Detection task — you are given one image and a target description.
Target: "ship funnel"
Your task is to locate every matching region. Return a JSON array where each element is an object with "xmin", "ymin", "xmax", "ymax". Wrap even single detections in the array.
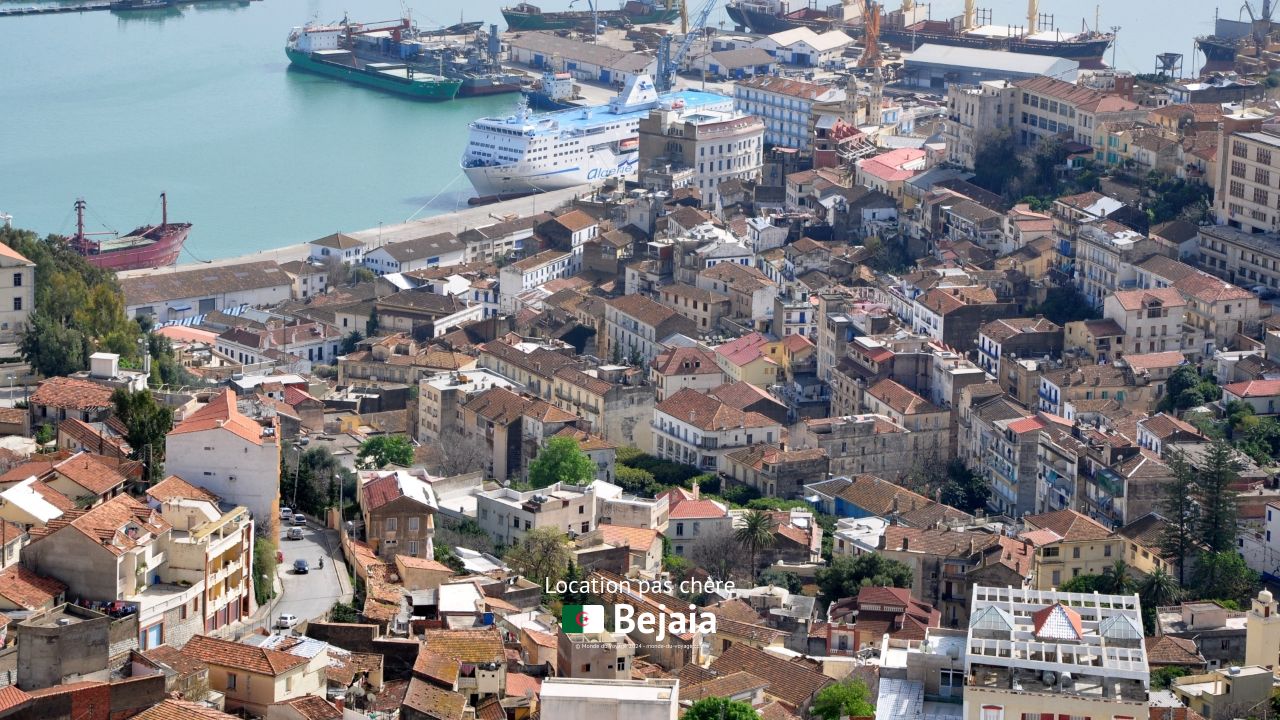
[
  {"xmin": 1027, "ymin": 0, "xmax": 1038, "ymax": 34},
  {"xmin": 963, "ymin": 0, "xmax": 976, "ymax": 30}
]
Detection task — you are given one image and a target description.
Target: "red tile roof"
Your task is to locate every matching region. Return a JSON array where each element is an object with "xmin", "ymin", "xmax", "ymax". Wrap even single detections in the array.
[
  {"xmin": 170, "ymin": 390, "xmax": 272, "ymax": 445},
  {"xmin": 0, "ymin": 564, "xmax": 66, "ymax": 609},
  {"xmin": 182, "ymin": 635, "xmax": 308, "ymax": 676},
  {"xmin": 866, "ymin": 378, "xmax": 942, "ymax": 416},
  {"xmin": 654, "ymin": 388, "xmax": 777, "ymax": 432},
  {"xmin": 1023, "ymin": 509, "xmax": 1113, "ymax": 542},
  {"xmin": 1224, "ymin": 378, "xmax": 1280, "ymax": 399},
  {"xmin": 30, "ymin": 377, "xmax": 114, "ymax": 411},
  {"xmin": 146, "ymin": 475, "xmax": 221, "ymax": 504}
]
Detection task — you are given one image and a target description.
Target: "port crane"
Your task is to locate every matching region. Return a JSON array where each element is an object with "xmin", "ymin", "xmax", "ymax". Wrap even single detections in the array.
[{"xmin": 656, "ymin": 0, "xmax": 717, "ymax": 92}]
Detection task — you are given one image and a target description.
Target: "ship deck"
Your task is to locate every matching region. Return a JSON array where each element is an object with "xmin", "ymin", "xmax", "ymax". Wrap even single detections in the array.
[
  {"xmin": 475, "ymin": 89, "xmax": 731, "ymax": 136},
  {"xmin": 98, "ymin": 234, "xmax": 160, "ymax": 251}
]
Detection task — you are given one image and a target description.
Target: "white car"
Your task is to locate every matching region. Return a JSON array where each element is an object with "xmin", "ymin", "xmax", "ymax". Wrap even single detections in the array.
[
  {"xmin": 281, "ymin": 508, "xmax": 293, "ymax": 520},
  {"xmin": 287, "ymin": 527, "xmax": 304, "ymax": 540},
  {"xmin": 275, "ymin": 613, "xmax": 298, "ymax": 629},
  {"xmin": 292, "ymin": 514, "xmax": 307, "ymax": 526}
]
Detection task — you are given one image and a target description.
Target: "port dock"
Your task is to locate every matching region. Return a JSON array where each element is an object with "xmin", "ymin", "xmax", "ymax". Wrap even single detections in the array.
[{"xmin": 0, "ymin": 3, "xmax": 109, "ymax": 16}]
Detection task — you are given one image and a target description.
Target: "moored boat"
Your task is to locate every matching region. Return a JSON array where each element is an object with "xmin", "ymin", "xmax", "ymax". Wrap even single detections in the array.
[
  {"xmin": 286, "ymin": 24, "xmax": 462, "ymax": 101},
  {"xmin": 502, "ymin": 0, "xmax": 679, "ymax": 31},
  {"xmin": 69, "ymin": 194, "xmax": 190, "ymax": 271}
]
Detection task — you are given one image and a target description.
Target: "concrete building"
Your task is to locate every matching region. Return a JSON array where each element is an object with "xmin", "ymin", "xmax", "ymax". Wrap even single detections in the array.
[
  {"xmin": 604, "ymin": 294, "xmax": 697, "ymax": 366},
  {"xmin": 856, "ymin": 148, "xmax": 928, "ymax": 202},
  {"xmin": 417, "ymin": 369, "xmax": 517, "ymax": 444},
  {"xmin": 507, "ymin": 32, "xmax": 657, "ymax": 87},
  {"xmin": 499, "ymin": 250, "xmax": 572, "ymax": 314},
  {"xmin": 183, "ymin": 634, "xmax": 324, "ymax": 717},
  {"xmin": 638, "ymin": 106, "xmax": 764, "ymax": 205},
  {"xmin": 363, "ymin": 232, "xmax": 466, "ymax": 276},
  {"xmin": 723, "ymin": 443, "xmax": 829, "ymax": 499},
  {"xmin": 308, "ymin": 232, "xmax": 365, "ymax": 264},
  {"xmin": 650, "ymin": 346, "xmax": 724, "ymax": 401},
  {"xmin": 976, "ymin": 317, "xmax": 1062, "ymax": 377},
  {"xmin": 733, "ymin": 75, "xmax": 844, "ymax": 152},
  {"xmin": 121, "ymin": 261, "xmax": 293, "ymax": 322},
  {"xmin": 475, "ymin": 481, "xmax": 598, "ymax": 546},
  {"xmin": 1171, "ymin": 665, "xmax": 1274, "ymax": 720},
  {"xmin": 165, "ymin": 390, "xmax": 281, "ymax": 536},
  {"xmin": 1158, "ymin": 601, "xmax": 1248, "ymax": 666},
  {"xmin": 797, "ymin": 414, "xmax": 917, "ymax": 480},
  {"xmin": 942, "ymin": 80, "xmax": 1017, "ymax": 169},
  {"xmin": 1103, "ymin": 288, "xmax": 1189, "ymax": 355},
  {"xmin": 661, "ymin": 486, "xmax": 732, "ymax": 557},
  {"xmin": 652, "ymin": 388, "xmax": 782, "ymax": 473},
  {"xmin": 539, "ymin": 678, "xmax": 679, "ymax": 720},
  {"xmin": 1011, "ymin": 75, "xmax": 1145, "ymax": 150},
  {"xmin": 1244, "ymin": 587, "xmax": 1280, "ymax": 670},
  {"xmin": 146, "ymin": 476, "xmax": 255, "ymax": 636},
  {"xmin": 1216, "ymin": 129, "xmax": 1280, "ymax": 235},
  {"xmin": 962, "ymin": 586, "xmax": 1149, "ymax": 720},
  {"xmin": 557, "ymin": 632, "xmax": 636, "ymax": 680},
  {"xmin": 0, "ymin": 242, "xmax": 34, "ymax": 343},
  {"xmin": 904, "ymin": 44, "xmax": 1078, "ymax": 90},
  {"xmin": 753, "ymin": 27, "xmax": 854, "ymax": 67},
  {"xmin": 357, "ymin": 470, "xmax": 437, "ymax": 561}
]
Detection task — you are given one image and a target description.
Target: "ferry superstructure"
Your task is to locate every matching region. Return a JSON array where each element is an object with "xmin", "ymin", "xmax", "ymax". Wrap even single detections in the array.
[{"xmin": 461, "ymin": 74, "xmax": 732, "ymax": 196}]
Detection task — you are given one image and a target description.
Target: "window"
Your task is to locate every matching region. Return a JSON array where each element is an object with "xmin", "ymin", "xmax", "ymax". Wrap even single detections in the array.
[
  {"xmin": 1259, "ymin": 148, "xmax": 1272, "ymax": 165},
  {"xmin": 408, "ymin": 516, "xmax": 419, "ymax": 532},
  {"xmin": 286, "ymin": 675, "xmax": 294, "ymax": 692},
  {"xmin": 1043, "ymin": 546, "xmax": 1060, "ymax": 558},
  {"xmin": 408, "ymin": 540, "xmax": 418, "ymax": 556},
  {"xmin": 1232, "ymin": 160, "xmax": 1247, "ymax": 177},
  {"xmin": 385, "ymin": 517, "xmax": 397, "ymax": 532},
  {"xmin": 226, "ymin": 673, "xmax": 237, "ymax": 690},
  {"xmin": 982, "ymin": 706, "xmax": 1004, "ymax": 720},
  {"xmin": 1234, "ymin": 141, "xmax": 1249, "ymax": 158},
  {"xmin": 1230, "ymin": 180, "xmax": 1246, "ymax": 198},
  {"xmin": 1104, "ymin": 544, "xmax": 1112, "ymax": 557},
  {"xmin": 11, "ymin": 298, "xmax": 20, "ymax": 312},
  {"xmin": 10, "ymin": 274, "xmax": 19, "ymax": 288}
]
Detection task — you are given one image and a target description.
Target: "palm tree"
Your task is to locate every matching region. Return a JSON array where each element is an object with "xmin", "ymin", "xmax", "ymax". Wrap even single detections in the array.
[
  {"xmin": 1139, "ymin": 567, "xmax": 1184, "ymax": 608},
  {"xmin": 735, "ymin": 509, "xmax": 776, "ymax": 579},
  {"xmin": 1103, "ymin": 559, "xmax": 1135, "ymax": 594}
]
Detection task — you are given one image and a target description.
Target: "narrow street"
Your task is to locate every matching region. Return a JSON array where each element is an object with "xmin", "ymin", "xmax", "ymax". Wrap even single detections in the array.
[{"xmin": 269, "ymin": 520, "xmax": 351, "ymax": 629}]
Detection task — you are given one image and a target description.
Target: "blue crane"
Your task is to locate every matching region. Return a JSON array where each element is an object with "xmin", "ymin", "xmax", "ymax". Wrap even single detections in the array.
[{"xmin": 656, "ymin": 0, "xmax": 717, "ymax": 92}]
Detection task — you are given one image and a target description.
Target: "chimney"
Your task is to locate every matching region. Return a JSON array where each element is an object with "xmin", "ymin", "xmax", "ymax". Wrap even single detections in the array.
[
  {"xmin": 691, "ymin": 480, "xmax": 700, "ymax": 500},
  {"xmin": 334, "ymin": 696, "xmax": 344, "ymax": 711}
]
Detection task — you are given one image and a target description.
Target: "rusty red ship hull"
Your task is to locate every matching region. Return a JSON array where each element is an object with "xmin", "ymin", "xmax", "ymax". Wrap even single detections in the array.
[{"xmin": 76, "ymin": 223, "xmax": 191, "ymax": 271}]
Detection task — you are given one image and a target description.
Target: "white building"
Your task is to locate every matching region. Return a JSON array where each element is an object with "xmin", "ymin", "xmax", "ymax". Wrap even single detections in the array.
[
  {"xmin": 120, "ymin": 261, "xmax": 293, "ymax": 322},
  {"xmin": 308, "ymin": 232, "xmax": 366, "ymax": 264},
  {"xmin": 753, "ymin": 27, "xmax": 854, "ymax": 67},
  {"xmin": 0, "ymin": 243, "xmax": 34, "ymax": 343},
  {"xmin": 475, "ymin": 481, "xmax": 600, "ymax": 546},
  {"xmin": 362, "ymin": 232, "xmax": 466, "ymax": 276},
  {"xmin": 164, "ymin": 390, "xmax": 282, "ymax": 535},
  {"xmin": 499, "ymin": 250, "xmax": 571, "ymax": 314},
  {"xmin": 638, "ymin": 107, "xmax": 765, "ymax": 204},
  {"xmin": 734, "ymin": 75, "xmax": 845, "ymax": 152},
  {"xmin": 538, "ymin": 678, "xmax": 679, "ymax": 720},
  {"xmin": 651, "ymin": 387, "xmax": 782, "ymax": 472}
]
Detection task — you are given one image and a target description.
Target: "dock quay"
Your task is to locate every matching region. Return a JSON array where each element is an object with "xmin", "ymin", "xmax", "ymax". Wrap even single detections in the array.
[
  {"xmin": 0, "ymin": 3, "xmax": 109, "ymax": 16},
  {"xmin": 114, "ymin": 182, "xmax": 592, "ymax": 278}
]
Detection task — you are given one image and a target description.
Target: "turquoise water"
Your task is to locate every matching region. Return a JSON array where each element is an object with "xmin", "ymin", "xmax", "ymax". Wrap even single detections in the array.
[{"xmin": 0, "ymin": 0, "xmax": 1213, "ymax": 259}]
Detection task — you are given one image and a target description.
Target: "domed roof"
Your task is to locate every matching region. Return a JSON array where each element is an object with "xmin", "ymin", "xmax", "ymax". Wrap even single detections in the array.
[{"xmin": 1260, "ymin": 588, "xmax": 1274, "ymax": 604}]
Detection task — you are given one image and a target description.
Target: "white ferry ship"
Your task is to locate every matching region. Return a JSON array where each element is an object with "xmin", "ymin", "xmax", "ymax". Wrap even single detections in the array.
[{"xmin": 461, "ymin": 74, "xmax": 733, "ymax": 196}]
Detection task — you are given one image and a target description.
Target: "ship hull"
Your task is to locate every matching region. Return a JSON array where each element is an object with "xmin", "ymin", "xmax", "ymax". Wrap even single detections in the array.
[
  {"xmin": 503, "ymin": 7, "xmax": 679, "ymax": 30},
  {"xmin": 285, "ymin": 48, "xmax": 462, "ymax": 100},
  {"xmin": 457, "ymin": 76, "xmax": 524, "ymax": 97},
  {"xmin": 82, "ymin": 224, "xmax": 191, "ymax": 271},
  {"xmin": 1197, "ymin": 36, "xmax": 1241, "ymax": 72},
  {"xmin": 463, "ymin": 151, "xmax": 638, "ymax": 195},
  {"xmin": 521, "ymin": 88, "xmax": 581, "ymax": 109}
]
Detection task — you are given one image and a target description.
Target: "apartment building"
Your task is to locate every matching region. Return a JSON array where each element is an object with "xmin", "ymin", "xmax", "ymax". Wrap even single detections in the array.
[
  {"xmin": 975, "ymin": 317, "xmax": 1062, "ymax": 377},
  {"xmin": 1011, "ymin": 75, "xmax": 1146, "ymax": 150},
  {"xmin": 660, "ymin": 486, "xmax": 733, "ymax": 557},
  {"xmin": 457, "ymin": 214, "xmax": 546, "ymax": 264},
  {"xmin": 733, "ymin": 75, "xmax": 844, "ymax": 152},
  {"xmin": 0, "ymin": 243, "xmax": 35, "ymax": 342},
  {"xmin": 417, "ymin": 369, "xmax": 517, "ymax": 443},
  {"xmin": 146, "ymin": 475, "xmax": 255, "ymax": 635},
  {"xmin": 656, "ymin": 283, "xmax": 731, "ymax": 333},
  {"xmin": 797, "ymin": 414, "xmax": 917, "ymax": 480},
  {"xmin": 1215, "ymin": 129, "xmax": 1280, "ymax": 235},
  {"xmin": 183, "ymin": 634, "xmax": 323, "ymax": 717},
  {"xmin": 358, "ymin": 470, "xmax": 437, "ymax": 561},
  {"xmin": 165, "ymin": 390, "xmax": 282, "ymax": 536},
  {"xmin": 538, "ymin": 210, "xmax": 598, "ymax": 271},
  {"xmin": 638, "ymin": 106, "xmax": 764, "ymax": 203},
  {"xmin": 1075, "ymin": 220, "xmax": 1168, "ymax": 307},
  {"xmin": 475, "ymin": 481, "xmax": 598, "ymax": 546},
  {"xmin": 1102, "ymin": 288, "xmax": 1189, "ymax": 355},
  {"xmin": 498, "ymin": 249, "xmax": 572, "ymax": 314},
  {"xmin": 550, "ymin": 366, "xmax": 655, "ymax": 452},
  {"xmin": 1019, "ymin": 509, "xmax": 1123, "ymax": 588},
  {"xmin": 962, "ymin": 586, "xmax": 1149, "ymax": 720},
  {"xmin": 557, "ymin": 632, "xmax": 636, "ymax": 680},
  {"xmin": 650, "ymin": 346, "xmax": 724, "ymax": 401},
  {"xmin": 651, "ymin": 387, "xmax": 782, "ymax": 472},
  {"xmin": 604, "ymin": 294, "xmax": 697, "ymax": 366},
  {"xmin": 942, "ymin": 80, "xmax": 1016, "ymax": 169}
]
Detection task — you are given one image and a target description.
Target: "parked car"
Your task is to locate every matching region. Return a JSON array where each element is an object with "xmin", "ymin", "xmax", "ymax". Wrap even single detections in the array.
[
  {"xmin": 287, "ymin": 527, "xmax": 304, "ymax": 540},
  {"xmin": 276, "ymin": 613, "xmax": 298, "ymax": 629},
  {"xmin": 281, "ymin": 507, "xmax": 293, "ymax": 520},
  {"xmin": 292, "ymin": 514, "xmax": 307, "ymax": 526},
  {"xmin": 293, "ymin": 559, "xmax": 309, "ymax": 574}
]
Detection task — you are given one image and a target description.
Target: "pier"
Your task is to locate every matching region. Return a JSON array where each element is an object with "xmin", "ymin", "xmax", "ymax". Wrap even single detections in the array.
[{"xmin": 0, "ymin": 3, "xmax": 109, "ymax": 16}]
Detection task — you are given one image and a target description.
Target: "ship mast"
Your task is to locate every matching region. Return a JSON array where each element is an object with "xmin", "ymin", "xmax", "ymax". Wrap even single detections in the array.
[
  {"xmin": 75, "ymin": 199, "xmax": 85, "ymax": 241},
  {"xmin": 161, "ymin": 192, "xmax": 167, "ymax": 229},
  {"xmin": 1027, "ymin": 0, "xmax": 1038, "ymax": 34},
  {"xmin": 963, "ymin": 0, "xmax": 975, "ymax": 30}
]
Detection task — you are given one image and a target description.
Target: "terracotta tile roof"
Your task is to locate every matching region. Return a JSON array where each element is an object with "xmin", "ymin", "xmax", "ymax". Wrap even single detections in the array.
[
  {"xmin": 422, "ymin": 626, "xmax": 505, "ymax": 664},
  {"xmin": 1023, "ymin": 509, "xmax": 1113, "ymax": 542},
  {"xmin": 140, "ymin": 644, "xmax": 209, "ymax": 678},
  {"xmin": 404, "ymin": 676, "xmax": 467, "ymax": 720},
  {"xmin": 715, "ymin": 333, "xmax": 779, "ymax": 369},
  {"xmin": 759, "ymin": 701, "xmax": 801, "ymax": 720},
  {"xmin": 1124, "ymin": 351, "xmax": 1186, "ymax": 372},
  {"xmin": 1145, "ymin": 635, "xmax": 1205, "ymax": 666},
  {"xmin": 703, "ymin": 598, "xmax": 764, "ymax": 624},
  {"xmin": 554, "ymin": 366, "xmax": 614, "ymax": 396},
  {"xmin": 52, "ymin": 451, "xmax": 128, "ymax": 495},
  {"xmin": 1139, "ymin": 413, "xmax": 1202, "ymax": 441},
  {"xmin": 1224, "ymin": 378, "xmax": 1280, "ymax": 398},
  {"xmin": 146, "ymin": 475, "xmax": 221, "ymax": 504},
  {"xmin": 708, "ymin": 644, "xmax": 831, "ymax": 709},
  {"xmin": 866, "ymin": 378, "xmax": 942, "ymax": 416},
  {"xmin": 34, "ymin": 494, "xmax": 171, "ymax": 557},
  {"xmin": 607, "ymin": 293, "xmax": 685, "ymax": 328},
  {"xmin": 597, "ymin": 524, "xmax": 661, "ymax": 551},
  {"xmin": 0, "ymin": 243, "xmax": 32, "ymax": 267},
  {"xmin": 1118, "ymin": 512, "xmax": 1170, "ymax": 553},
  {"xmin": 271, "ymin": 696, "xmax": 342, "ymax": 720},
  {"xmin": 1006, "ymin": 417, "xmax": 1046, "ymax": 434},
  {"xmin": 464, "ymin": 386, "xmax": 532, "ymax": 425},
  {"xmin": 1080, "ymin": 318, "xmax": 1126, "ymax": 337},
  {"xmin": 312, "ymin": 232, "xmax": 364, "ymax": 249},
  {"xmin": 552, "ymin": 426, "xmax": 618, "ymax": 451},
  {"xmin": 1111, "ymin": 288, "xmax": 1186, "ymax": 312},
  {"xmin": 0, "ymin": 685, "xmax": 30, "ymax": 713},
  {"xmin": 30, "ymin": 480, "xmax": 75, "ymax": 512},
  {"xmin": 834, "ymin": 475, "xmax": 933, "ymax": 517},
  {"xmin": 713, "ymin": 616, "xmax": 789, "ymax": 644},
  {"xmin": 30, "ymin": 377, "xmax": 114, "ymax": 411},
  {"xmin": 680, "ymin": 671, "xmax": 770, "ymax": 702},
  {"xmin": 524, "ymin": 397, "xmax": 578, "ymax": 424},
  {"xmin": 652, "ymin": 347, "xmax": 722, "ymax": 377},
  {"xmin": 362, "ymin": 474, "xmax": 404, "ymax": 512},
  {"xmin": 396, "ymin": 555, "xmax": 454, "ymax": 572},
  {"xmin": 57, "ymin": 418, "xmax": 130, "ymax": 457},
  {"xmin": 181, "ymin": 634, "xmax": 308, "ymax": 676},
  {"xmin": 655, "ymin": 387, "xmax": 777, "ymax": 432},
  {"xmin": 136, "ymin": 699, "xmax": 239, "ymax": 720},
  {"xmin": 170, "ymin": 390, "xmax": 272, "ymax": 446},
  {"xmin": 505, "ymin": 672, "xmax": 542, "ymax": 698},
  {"xmin": 0, "ymin": 564, "xmax": 65, "ymax": 609},
  {"xmin": 701, "ymin": 262, "xmax": 774, "ymax": 292},
  {"xmin": 979, "ymin": 317, "xmax": 1061, "ymax": 343},
  {"xmin": 881, "ymin": 526, "xmax": 999, "ymax": 557},
  {"xmin": 736, "ymin": 74, "xmax": 838, "ymax": 100},
  {"xmin": 550, "ymin": 209, "xmax": 598, "ymax": 233},
  {"xmin": 710, "ymin": 381, "xmax": 785, "ymax": 412}
]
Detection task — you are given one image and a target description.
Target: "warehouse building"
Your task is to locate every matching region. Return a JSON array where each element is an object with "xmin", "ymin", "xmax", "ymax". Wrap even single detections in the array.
[
  {"xmin": 902, "ymin": 44, "xmax": 1078, "ymax": 90},
  {"xmin": 507, "ymin": 31, "xmax": 657, "ymax": 87}
]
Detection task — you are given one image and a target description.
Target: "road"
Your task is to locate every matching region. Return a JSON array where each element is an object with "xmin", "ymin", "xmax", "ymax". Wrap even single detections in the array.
[{"xmin": 269, "ymin": 519, "xmax": 350, "ymax": 629}]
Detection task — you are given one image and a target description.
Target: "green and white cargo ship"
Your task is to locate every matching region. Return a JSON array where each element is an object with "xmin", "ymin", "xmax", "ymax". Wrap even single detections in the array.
[{"xmin": 286, "ymin": 24, "xmax": 462, "ymax": 101}]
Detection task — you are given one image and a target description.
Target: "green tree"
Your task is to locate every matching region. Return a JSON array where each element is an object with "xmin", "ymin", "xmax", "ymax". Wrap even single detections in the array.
[
  {"xmin": 759, "ymin": 568, "xmax": 803, "ymax": 593},
  {"xmin": 285, "ymin": 446, "xmax": 354, "ymax": 515},
  {"xmin": 816, "ymin": 554, "xmax": 912, "ymax": 604},
  {"xmin": 560, "ymin": 562, "xmax": 590, "ymax": 605},
  {"xmin": 939, "ymin": 458, "xmax": 990, "ymax": 513},
  {"xmin": 330, "ymin": 601, "xmax": 359, "ymax": 623},
  {"xmin": 434, "ymin": 543, "xmax": 466, "ymax": 574},
  {"xmin": 111, "ymin": 388, "xmax": 173, "ymax": 485},
  {"xmin": 1058, "ymin": 574, "xmax": 1106, "ymax": 593},
  {"xmin": 1191, "ymin": 551, "xmax": 1259, "ymax": 605},
  {"xmin": 615, "ymin": 465, "xmax": 657, "ymax": 495},
  {"xmin": 735, "ymin": 509, "xmax": 776, "ymax": 577},
  {"xmin": 33, "ymin": 423, "xmax": 55, "ymax": 446},
  {"xmin": 527, "ymin": 436, "xmax": 596, "ymax": 489},
  {"xmin": 339, "ymin": 331, "xmax": 363, "ymax": 355},
  {"xmin": 1027, "ymin": 286, "xmax": 1100, "ymax": 325},
  {"xmin": 253, "ymin": 536, "xmax": 278, "ymax": 606},
  {"xmin": 1101, "ymin": 559, "xmax": 1135, "ymax": 594},
  {"xmin": 21, "ymin": 311, "xmax": 88, "ymax": 378},
  {"xmin": 971, "ymin": 130, "xmax": 1025, "ymax": 195},
  {"xmin": 1151, "ymin": 666, "xmax": 1192, "ymax": 690},
  {"xmin": 812, "ymin": 678, "xmax": 876, "ymax": 720},
  {"xmin": 1139, "ymin": 567, "xmax": 1183, "ymax": 634},
  {"xmin": 356, "ymin": 435, "xmax": 414, "ymax": 469},
  {"xmin": 1161, "ymin": 450, "xmax": 1199, "ymax": 585},
  {"xmin": 1194, "ymin": 440, "xmax": 1242, "ymax": 554},
  {"xmin": 682, "ymin": 698, "xmax": 759, "ymax": 720},
  {"xmin": 505, "ymin": 527, "xmax": 572, "ymax": 591}
]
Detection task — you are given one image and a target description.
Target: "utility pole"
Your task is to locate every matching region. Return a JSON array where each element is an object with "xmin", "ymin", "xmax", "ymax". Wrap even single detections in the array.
[{"xmin": 1110, "ymin": 26, "xmax": 1121, "ymax": 69}]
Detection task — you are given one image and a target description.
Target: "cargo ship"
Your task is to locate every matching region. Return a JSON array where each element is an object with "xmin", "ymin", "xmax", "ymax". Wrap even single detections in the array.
[
  {"xmin": 69, "ymin": 194, "xmax": 190, "ymax": 271},
  {"xmin": 1196, "ymin": 5, "xmax": 1273, "ymax": 74},
  {"xmin": 286, "ymin": 24, "xmax": 463, "ymax": 101},
  {"xmin": 502, "ymin": 0, "xmax": 679, "ymax": 31},
  {"xmin": 461, "ymin": 73, "xmax": 731, "ymax": 196},
  {"xmin": 109, "ymin": 0, "xmax": 175, "ymax": 10},
  {"xmin": 344, "ymin": 20, "xmax": 524, "ymax": 97},
  {"xmin": 521, "ymin": 70, "xmax": 584, "ymax": 109},
  {"xmin": 727, "ymin": 0, "xmax": 1114, "ymax": 68}
]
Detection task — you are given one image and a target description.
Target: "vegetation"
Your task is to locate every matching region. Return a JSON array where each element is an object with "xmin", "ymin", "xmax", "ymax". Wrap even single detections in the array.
[
  {"xmin": 1158, "ymin": 367, "xmax": 1222, "ymax": 413},
  {"xmin": 283, "ymin": 446, "xmax": 355, "ymax": 516},
  {"xmin": 1194, "ymin": 441, "xmax": 1242, "ymax": 554},
  {"xmin": 1058, "ymin": 562, "xmax": 1135, "ymax": 595},
  {"xmin": 937, "ymin": 458, "xmax": 990, "ymax": 513},
  {"xmin": 758, "ymin": 568, "xmax": 803, "ymax": 593},
  {"xmin": 1026, "ymin": 286, "xmax": 1101, "ymax": 325},
  {"xmin": 971, "ymin": 133, "xmax": 1100, "ymax": 201},
  {"xmin": 1160, "ymin": 450, "xmax": 1199, "ymax": 585},
  {"xmin": 616, "ymin": 447, "xmax": 703, "ymax": 488},
  {"xmin": 329, "ymin": 601, "xmax": 359, "ymax": 623},
  {"xmin": 433, "ymin": 543, "xmax": 466, "ymax": 574},
  {"xmin": 527, "ymin": 436, "xmax": 596, "ymax": 489},
  {"xmin": 1139, "ymin": 567, "xmax": 1183, "ymax": 634},
  {"xmin": 735, "ymin": 509, "xmax": 776, "ymax": 578},
  {"xmin": 505, "ymin": 527, "xmax": 572, "ymax": 592},
  {"xmin": 1151, "ymin": 666, "xmax": 1191, "ymax": 690},
  {"xmin": 1191, "ymin": 552, "xmax": 1259, "ymax": 606},
  {"xmin": 356, "ymin": 435, "xmax": 414, "ymax": 469},
  {"xmin": 720, "ymin": 482, "xmax": 763, "ymax": 506},
  {"xmin": 816, "ymin": 553, "xmax": 912, "ymax": 604},
  {"xmin": 682, "ymin": 697, "xmax": 759, "ymax": 720},
  {"xmin": 339, "ymin": 331, "xmax": 363, "ymax": 355},
  {"xmin": 1145, "ymin": 176, "xmax": 1212, "ymax": 225},
  {"xmin": 435, "ymin": 517, "xmax": 496, "ymax": 556},
  {"xmin": 861, "ymin": 234, "xmax": 913, "ymax": 274},
  {"xmin": 615, "ymin": 464, "xmax": 660, "ymax": 495},
  {"xmin": 812, "ymin": 678, "xmax": 876, "ymax": 720},
  {"xmin": 253, "ymin": 536, "xmax": 278, "ymax": 606},
  {"xmin": 112, "ymin": 388, "xmax": 173, "ymax": 485}
]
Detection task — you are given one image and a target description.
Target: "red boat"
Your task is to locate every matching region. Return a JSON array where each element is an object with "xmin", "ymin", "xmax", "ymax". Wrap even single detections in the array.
[{"xmin": 69, "ymin": 193, "xmax": 191, "ymax": 271}]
